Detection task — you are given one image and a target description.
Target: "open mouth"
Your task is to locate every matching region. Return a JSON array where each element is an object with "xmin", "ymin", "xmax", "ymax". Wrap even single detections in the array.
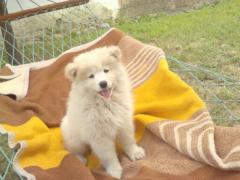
[{"xmin": 98, "ymin": 88, "xmax": 112, "ymax": 99}]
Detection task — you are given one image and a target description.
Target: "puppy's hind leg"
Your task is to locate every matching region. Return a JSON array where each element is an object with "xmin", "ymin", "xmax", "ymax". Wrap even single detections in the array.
[
  {"xmin": 90, "ymin": 138, "xmax": 122, "ymax": 179},
  {"xmin": 76, "ymin": 143, "xmax": 89, "ymax": 165},
  {"xmin": 65, "ymin": 141, "xmax": 89, "ymax": 165},
  {"xmin": 118, "ymin": 121, "xmax": 145, "ymax": 161}
]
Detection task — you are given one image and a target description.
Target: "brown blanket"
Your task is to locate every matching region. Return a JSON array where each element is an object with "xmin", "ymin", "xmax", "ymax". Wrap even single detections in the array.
[{"xmin": 0, "ymin": 28, "xmax": 240, "ymax": 180}]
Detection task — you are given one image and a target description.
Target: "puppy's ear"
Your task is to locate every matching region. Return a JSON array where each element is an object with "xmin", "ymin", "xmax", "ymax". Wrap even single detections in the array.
[
  {"xmin": 108, "ymin": 46, "xmax": 121, "ymax": 62},
  {"xmin": 65, "ymin": 62, "xmax": 78, "ymax": 81}
]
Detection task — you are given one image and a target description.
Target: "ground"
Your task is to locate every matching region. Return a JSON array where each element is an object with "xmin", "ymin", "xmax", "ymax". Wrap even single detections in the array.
[{"xmin": 116, "ymin": 0, "xmax": 240, "ymax": 77}]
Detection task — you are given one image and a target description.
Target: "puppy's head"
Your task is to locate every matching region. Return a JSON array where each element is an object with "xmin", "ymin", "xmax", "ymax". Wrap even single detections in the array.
[{"xmin": 65, "ymin": 46, "xmax": 122, "ymax": 99}]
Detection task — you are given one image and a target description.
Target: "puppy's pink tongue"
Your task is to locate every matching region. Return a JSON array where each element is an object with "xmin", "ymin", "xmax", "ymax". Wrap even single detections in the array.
[{"xmin": 99, "ymin": 89, "xmax": 112, "ymax": 98}]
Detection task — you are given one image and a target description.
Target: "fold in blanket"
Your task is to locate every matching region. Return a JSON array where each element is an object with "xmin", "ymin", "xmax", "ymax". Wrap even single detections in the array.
[{"xmin": 0, "ymin": 28, "xmax": 240, "ymax": 180}]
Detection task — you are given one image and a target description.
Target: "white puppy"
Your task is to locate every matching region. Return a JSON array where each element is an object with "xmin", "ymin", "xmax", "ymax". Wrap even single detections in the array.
[{"xmin": 61, "ymin": 46, "xmax": 145, "ymax": 179}]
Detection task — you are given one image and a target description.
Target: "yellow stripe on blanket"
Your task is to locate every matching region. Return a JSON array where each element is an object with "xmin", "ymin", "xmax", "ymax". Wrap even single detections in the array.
[
  {"xmin": 3, "ymin": 117, "xmax": 68, "ymax": 169},
  {"xmin": 2, "ymin": 59, "xmax": 206, "ymax": 170}
]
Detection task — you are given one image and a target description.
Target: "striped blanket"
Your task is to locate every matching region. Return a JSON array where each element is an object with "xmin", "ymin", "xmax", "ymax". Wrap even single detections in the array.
[{"xmin": 0, "ymin": 28, "xmax": 240, "ymax": 180}]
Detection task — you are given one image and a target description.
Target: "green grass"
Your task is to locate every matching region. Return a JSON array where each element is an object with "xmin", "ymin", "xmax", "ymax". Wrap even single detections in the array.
[{"xmin": 115, "ymin": 0, "xmax": 240, "ymax": 78}]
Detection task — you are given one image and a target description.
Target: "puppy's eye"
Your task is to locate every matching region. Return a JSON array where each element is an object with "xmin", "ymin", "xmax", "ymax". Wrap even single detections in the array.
[
  {"xmin": 104, "ymin": 69, "xmax": 109, "ymax": 73},
  {"xmin": 88, "ymin": 74, "xmax": 94, "ymax": 78}
]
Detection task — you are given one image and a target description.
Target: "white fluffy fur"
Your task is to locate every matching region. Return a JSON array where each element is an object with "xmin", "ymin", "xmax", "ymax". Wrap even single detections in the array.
[{"xmin": 61, "ymin": 46, "xmax": 145, "ymax": 179}]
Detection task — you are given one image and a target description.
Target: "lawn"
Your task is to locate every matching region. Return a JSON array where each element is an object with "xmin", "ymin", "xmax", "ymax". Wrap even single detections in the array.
[{"xmin": 115, "ymin": 0, "xmax": 240, "ymax": 78}]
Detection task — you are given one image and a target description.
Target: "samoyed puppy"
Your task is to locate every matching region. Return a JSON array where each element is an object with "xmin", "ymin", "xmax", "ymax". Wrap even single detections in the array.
[{"xmin": 61, "ymin": 46, "xmax": 145, "ymax": 179}]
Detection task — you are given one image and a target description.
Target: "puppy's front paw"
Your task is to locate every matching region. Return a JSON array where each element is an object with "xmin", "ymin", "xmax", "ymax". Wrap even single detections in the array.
[
  {"xmin": 107, "ymin": 164, "xmax": 122, "ymax": 179},
  {"xmin": 127, "ymin": 145, "xmax": 145, "ymax": 161}
]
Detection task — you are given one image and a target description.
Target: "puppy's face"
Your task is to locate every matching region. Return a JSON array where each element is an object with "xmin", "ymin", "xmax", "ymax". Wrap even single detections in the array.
[{"xmin": 65, "ymin": 46, "xmax": 122, "ymax": 99}]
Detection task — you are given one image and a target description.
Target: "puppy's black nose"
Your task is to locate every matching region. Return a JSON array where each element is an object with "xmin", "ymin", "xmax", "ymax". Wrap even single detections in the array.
[{"xmin": 99, "ymin": 81, "xmax": 108, "ymax": 89}]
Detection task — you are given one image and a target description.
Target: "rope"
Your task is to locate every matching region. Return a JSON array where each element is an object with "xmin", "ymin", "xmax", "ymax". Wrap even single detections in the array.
[
  {"xmin": 0, "ymin": 136, "xmax": 25, "ymax": 180},
  {"xmin": 167, "ymin": 56, "xmax": 240, "ymax": 122}
]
